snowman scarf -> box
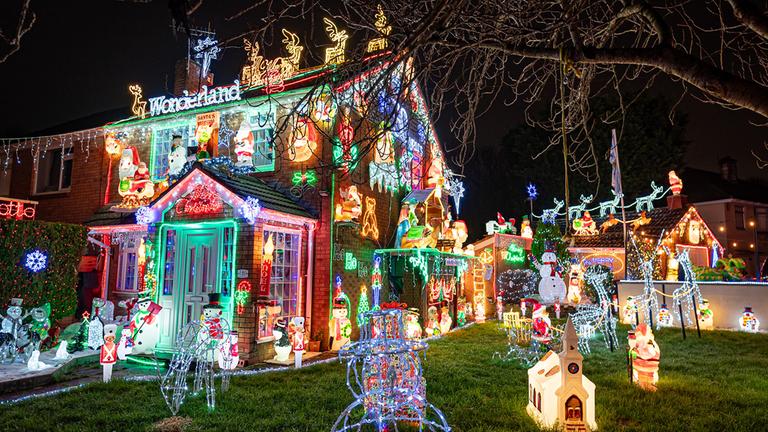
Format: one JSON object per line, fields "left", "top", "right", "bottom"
{"left": 544, "top": 260, "right": 561, "bottom": 278}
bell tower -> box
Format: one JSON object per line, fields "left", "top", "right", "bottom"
{"left": 557, "top": 318, "right": 590, "bottom": 431}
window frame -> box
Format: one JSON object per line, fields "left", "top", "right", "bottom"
{"left": 32, "top": 145, "right": 74, "bottom": 196}
{"left": 258, "top": 225, "right": 302, "bottom": 341}
{"left": 246, "top": 110, "right": 276, "bottom": 172}
{"left": 735, "top": 205, "right": 745, "bottom": 230}
{"left": 149, "top": 121, "right": 197, "bottom": 181}
{"left": 756, "top": 207, "right": 768, "bottom": 233}
{"left": 116, "top": 238, "right": 140, "bottom": 292}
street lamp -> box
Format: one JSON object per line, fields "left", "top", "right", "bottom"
{"left": 749, "top": 220, "right": 760, "bottom": 280}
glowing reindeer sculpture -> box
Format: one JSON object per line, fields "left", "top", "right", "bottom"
{"left": 569, "top": 267, "right": 618, "bottom": 354}
{"left": 631, "top": 234, "right": 664, "bottom": 327}
{"left": 669, "top": 248, "right": 703, "bottom": 327}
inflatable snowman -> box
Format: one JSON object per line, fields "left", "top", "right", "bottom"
{"left": 533, "top": 247, "right": 566, "bottom": 304}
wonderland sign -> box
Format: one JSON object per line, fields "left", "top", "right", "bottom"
{"left": 147, "top": 80, "right": 242, "bottom": 117}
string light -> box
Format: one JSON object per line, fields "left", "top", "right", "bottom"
{"left": 323, "top": 18, "right": 349, "bottom": 64}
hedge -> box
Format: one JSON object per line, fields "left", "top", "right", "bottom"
{"left": 0, "top": 219, "right": 87, "bottom": 320}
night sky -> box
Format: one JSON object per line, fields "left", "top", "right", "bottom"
{"left": 1, "top": 2, "right": 766, "bottom": 186}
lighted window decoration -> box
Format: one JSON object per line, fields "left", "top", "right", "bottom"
{"left": 290, "top": 170, "right": 318, "bottom": 198}
{"left": 323, "top": 18, "right": 349, "bottom": 64}
{"left": 366, "top": 5, "right": 391, "bottom": 52}
{"left": 235, "top": 280, "right": 252, "bottom": 314}
{"left": 740, "top": 307, "right": 760, "bottom": 333}
{"left": 345, "top": 252, "right": 359, "bottom": 271}
{"left": 360, "top": 196, "right": 380, "bottom": 240}
{"left": 24, "top": 249, "right": 48, "bottom": 273}
{"left": 239, "top": 196, "right": 261, "bottom": 225}
{"left": 175, "top": 184, "right": 224, "bottom": 216}
{"left": 264, "top": 229, "right": 301, "bottom": 315}
{"left": 149, "top": 122, "right": 196, "bottom": 180}
{"left": 259, "top": 234, "right": 275, "bottom": 298}
{"left": 129, "top": 84, "right": 147, "bottom": 119}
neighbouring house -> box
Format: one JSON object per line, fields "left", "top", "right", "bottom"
{"left": 0, "top": 23, "right": 476, "bottom": 361}
{"left": 682, "top": 158, "right": 768, "bottom": 278}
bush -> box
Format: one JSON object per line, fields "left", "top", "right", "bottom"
{"left": 0, "top": 219, "right": 87, "bottom": 320}
{"left": 497, "top": 269, "right": 539, "bottom": 304}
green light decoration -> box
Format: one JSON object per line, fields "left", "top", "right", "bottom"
{"left": 292, "top": 170, "right": 318, "bottom": 187}
{"left": 502, "top": 242, "right": 525, "bottom": 264}
{"left": 356, "top": 285, "right": 370, "bottom": 326}
{"left": 408, "top": 250, "right": 429, "bottom": 281}
{"left": 332, "top": 137, "right": 359, "bottom": 171}
{"left": 344, "top": 252, "right": 358, "bottom": 271}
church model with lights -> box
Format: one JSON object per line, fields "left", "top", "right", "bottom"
{"left": 1, "top": 15, "right": 477, "bottom": 362}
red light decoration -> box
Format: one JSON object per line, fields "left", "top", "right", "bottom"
{"left": 175, "top": 184, "right": 224, "bottom": 216}
{"left": 0, "top": 198, "right": 37, "bottom": 220}
{"left": 235, "top": 280, "right": 252, "bottom": 314}
{"left": 259, "top": 234, "right": 275, "bottom": 298}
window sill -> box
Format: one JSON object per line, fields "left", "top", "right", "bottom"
{"left": 257, "top": 336, "right": 275, "bottom": 344}
{"left": 32, "top": 190, "right": 71, "bottom": 197}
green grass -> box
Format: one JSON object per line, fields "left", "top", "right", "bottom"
{"left": 1, "top": 323, "right": 767, "bottom": 431}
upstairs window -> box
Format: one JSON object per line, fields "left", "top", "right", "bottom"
{"left": 34, "top": 146, "right": 73, "bottom": 194}
{"left": 150, "top": 122, "right": 196, "bottom": 180}
{"left": 247, "top": 111, "right": 275, "bottom": 172}
{"left": 735, "top": 206, "right": 745, "bottom": 230}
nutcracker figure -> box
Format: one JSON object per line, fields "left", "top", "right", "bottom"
{"left": 100, "top": 324, "right": 118, "bottom": 383}
{"left": 290, "top": 317, "right": 306, "bottom": 368}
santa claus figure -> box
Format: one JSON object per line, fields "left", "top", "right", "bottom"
{"left": 290, "top": 116, "right": 317, "bottom": 162}
{"left": 531, "top": 303, "right": 552, "bottom": 343}
{"left": 335, "top": 185, "right": 362, "bottom": 222}
{"left": 234, "top": 122, "right": 255, "bottom": 167}
{"left": 118, "top": 146, "right": 140, "bottom": 196}
{"left": 100, "top": 324, "right": 118, "bottom": 383}
{"left": 668, "top": 170, "right": 683, "bottom": 195}
{"left": 628, "top": 324, "right": 661, "bottom": 391}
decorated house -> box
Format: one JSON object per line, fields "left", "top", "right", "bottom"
{"left": 0, "top": 18, "right": 475, "bottom": 361}
{"left": 567, "top": 197, "right": 724, "bottom": 281}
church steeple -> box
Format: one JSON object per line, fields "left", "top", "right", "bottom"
{"left": 560, "top": 317, "right": 583, "bottom": 383}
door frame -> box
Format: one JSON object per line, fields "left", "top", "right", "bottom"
{"left": 155, "top": 219, "right": 238, "bottom": 351}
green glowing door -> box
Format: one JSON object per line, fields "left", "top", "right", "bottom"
{"left": 156, "top": 222, "right": 236, "bottom": 351}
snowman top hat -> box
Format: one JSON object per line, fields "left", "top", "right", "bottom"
{"left": 203, "top": 293, "right": 222, "bottom": 310}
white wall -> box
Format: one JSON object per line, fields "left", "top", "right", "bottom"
{"left": 617, "top": 280, "right": 768, "bottom": 330}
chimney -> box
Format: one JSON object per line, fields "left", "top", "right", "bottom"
{"left": 173, "top": 59, "right": 213, "bottom": 96}
{"left": 667, "top": 194, "right": 688, "bottom": 209}
{"left": 719, "top": 156, "right": 738, "bottom": 183}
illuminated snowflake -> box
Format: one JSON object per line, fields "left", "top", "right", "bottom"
{"left": 135, "top": 206, "right": 154, "bottom": 225}
{"left": 241, "top": 197, "right": 262, "bottom": 225}
{"left": 25, "top": 249, "right": 48, "bottom": 273}
{"left": 527, "top": 183, "right": 538, "bottom": 200}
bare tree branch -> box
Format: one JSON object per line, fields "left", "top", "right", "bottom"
{"left": 0, "top": 0, "right": 36, "bottom": 64}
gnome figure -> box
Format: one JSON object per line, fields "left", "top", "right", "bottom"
{"left": 100, "top": 324, "right": 118, "bottom": 383}
{"left": 29, "top": 303, "right": 51, "bottom": 344}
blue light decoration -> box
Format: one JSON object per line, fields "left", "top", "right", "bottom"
{"left": 240, "top": 196, "right": 261, "bottom": 225}
{"left": 24, "top": 249, "right": 48, "bottom": 273}
{"left": 527, "top": 183, "right": 538, "bottom": 201}
{"left": 135, "top": 206, "right": 155, "bottom": 225}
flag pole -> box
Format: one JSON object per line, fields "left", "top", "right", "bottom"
{"left": 611, "top": 129, "right": 628, "bottom": 266}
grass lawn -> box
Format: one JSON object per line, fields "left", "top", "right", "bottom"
{"left": 1, "top": 322, "right": 767, "bottom": 431}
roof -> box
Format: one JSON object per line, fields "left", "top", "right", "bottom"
{"left": 85, "top": 204, "right": 137, "bottom": 227}
{"left": 682, "top": 167, "right": 768, "bottom": 204}
{"left": 402, "top": 188, "right": 436, "bottom": 204}
{"left": 564, "top": 207, "right": 687, "bottom": 248}
{"left": 153, "top": 162, "right": 315, "bottom": 219}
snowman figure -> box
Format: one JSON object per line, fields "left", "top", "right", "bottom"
{"left": 116, "top": 327, "right": 133, "bottom": 360}
{"left": 234, "top": 122, "right": 254, "bottom": 167}
{"left": 167, "top": 135, "right": 187, "bottom": 177}
{"left": 531, "top": 245, "right": 567, "bottom": 304}
{"left": 128, "top": 296, "right": 162, "bottom": 354}
{"left": 1, "top": 298, "right": 28, "bottom": 341}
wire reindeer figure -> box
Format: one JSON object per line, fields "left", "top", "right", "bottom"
{"left": 569, "top": 267, "right": 618, "bottom": 354}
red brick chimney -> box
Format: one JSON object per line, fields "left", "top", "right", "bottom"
{"left": 173, "top": 59, "right": 213, "bottom": 96}
{"left": 667, "top": 194, "right": 688, "bottom": 209}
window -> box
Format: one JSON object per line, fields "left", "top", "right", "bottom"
{"left": 162, "top": 230, "right": 176, "bottom": 295}
{"left": 757, "top": 207, "right": 768, "bottom": 232}
{"left": 264, "top": 228, "right": 301, "bottom": 316}
{"left": 677, "top": 245, "right": 709, "bottom": 267}
{"left": 117, "top": 238, "right": 140, "bottom": 291}
{"left": 34, "top": 146, "right": 73, "bottom": 194}
{"left": 150, "top": 122, "right": 196, "bottom": 180}
{"left": 248, "top": 111, "right": 275, "bottom": 172}
{"left": 0, "top": 165, "right": 11, "bottom": 196}
{"left": 735, "top": 206, "right": 745, "bottom": 230}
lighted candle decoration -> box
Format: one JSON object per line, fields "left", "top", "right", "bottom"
{"left": 739, "top": 307, "right": 760, "bottom": 333}
{"left": 259, "top": 234, "right": 274, "bottom": 298}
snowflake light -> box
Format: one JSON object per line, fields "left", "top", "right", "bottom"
{"left": 240, "top": 196, "right": 262, "bottom": 225}
{"left": 526, "top": 183, "right": 538, "bottom": 201}
{"left": 135, "top": 206, "right": 155, "bottom": 225}
{"left": 25, "top": 249, "right": 48, "bottom": 273}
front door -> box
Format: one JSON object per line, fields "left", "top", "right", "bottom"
{"left": 157, "top": 225, "right": 227, "bottom": 351}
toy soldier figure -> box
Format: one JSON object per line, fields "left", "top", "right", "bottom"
{"left": 100, "top": 324, "right": 118, "bottom": 382}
